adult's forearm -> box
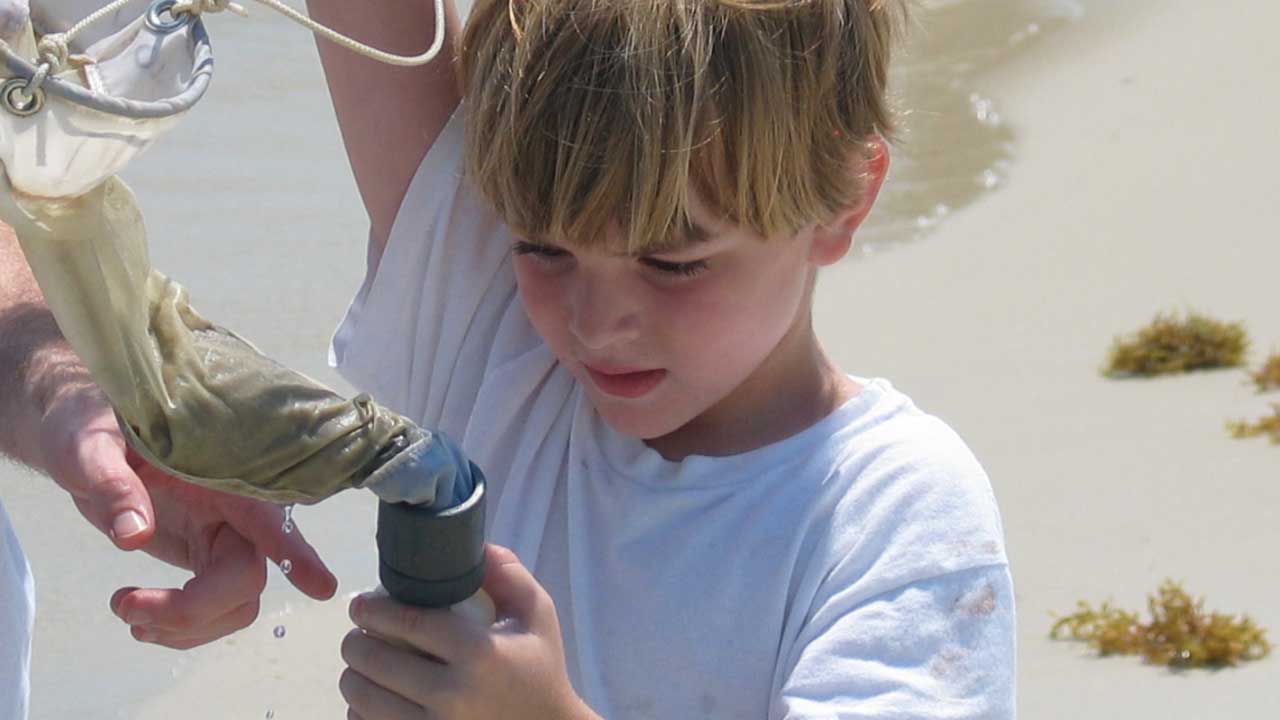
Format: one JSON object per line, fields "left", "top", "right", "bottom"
{"left": 0, "top": 223, "right": 94, "bottom": 470}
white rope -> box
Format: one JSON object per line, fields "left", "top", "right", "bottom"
{"left": 28, "top": 0, "right": 447, "bottom": 76}
{"left": 172, "top": 0, "right": 248, "bottom": 18}
{"left": 50, "top": 0, "right": 137, "bottom": 55}
{"left": 236, "top": 0, "right": 448, "bottom": 68}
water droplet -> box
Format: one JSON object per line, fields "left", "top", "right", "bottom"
{"left": 280, "top": 559, "right": 292, "bottom": 575}
{"left": 274, "top": 625, "right": 286, "bottom": 639}
{"left": 980, "top": 169, "right": 1001, "bottom": 189}
{"left": 281, "top": 505, "right": 295, "bottom": 535}
{"left": 969, "top": 94, "right": 1001, "bottom": 127}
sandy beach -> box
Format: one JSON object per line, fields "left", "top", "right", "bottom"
{"left": 2, "top": 0, "right": 1278, "bottom": 717}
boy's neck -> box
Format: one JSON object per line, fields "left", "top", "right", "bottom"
{"left": 645, "top": 309, "right": 860, "bottom": 462}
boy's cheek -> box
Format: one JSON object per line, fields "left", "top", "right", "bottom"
{"left": 515, "top": 274, "right": 570, "bottom": 342}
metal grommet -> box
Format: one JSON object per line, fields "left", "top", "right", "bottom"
{"left": 1, "top": 78, "right": 45, "bottom": 117}
{"left": 146, "top": 0, "right": 194, "bottom": 33}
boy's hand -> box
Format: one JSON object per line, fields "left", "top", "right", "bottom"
{"left": 341, "top": 544, "right": 598, "bottom": 720}
{"left": 39, "top": 386, "right": 338, "bottom": 649}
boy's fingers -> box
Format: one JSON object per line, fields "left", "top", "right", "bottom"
{"left": 340, "top": 628, "right": 451, "bottom": 707}
{"left": 112, "top": 522, "right": 265, "bottom": 634}
{"left": 480, "top": 544, "right": 552, "bottom": 633}
{"left": 225, "top": 501, "right": 338, "bottom": 601}
{"left": 339, "top": 666, "right": 427, "bottom": 719}
{"left": 349, "top": 591, "right": 480, "bottom": 663}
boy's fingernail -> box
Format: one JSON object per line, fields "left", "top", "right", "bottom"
{"left": 128, "top": 611, "right": 153, "bottom": 626}
{"left": 348, "top": 594, "right": 363, "bottom": 618}
{"left": 135, "top": 627, "right": 157, "bottom": 643}
{"left": 111, "top": 510, "right": 147, "bottom": 539}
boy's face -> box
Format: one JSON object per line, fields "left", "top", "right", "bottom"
{"left": 511, "top": 181, "right": 876, "bottom": 446}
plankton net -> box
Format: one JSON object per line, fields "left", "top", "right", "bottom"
{"left": 0, "top": 0, "right": 477, "bottom": 510}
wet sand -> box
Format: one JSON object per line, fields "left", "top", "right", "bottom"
{"left": 2, "top": 0, "right": 1278, "bottom": 717}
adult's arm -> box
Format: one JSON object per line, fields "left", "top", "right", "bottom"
{"left": 0, "top": 222, "right": 82, "bottom": 469}
{"left": 306, "top": 0, "right": 464, "bottom": 266}
{"left": 0, "top": 224, "right": 337, "bottom": 648}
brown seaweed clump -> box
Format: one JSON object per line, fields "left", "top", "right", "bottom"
{"left": 1050, "top": 580, "right": 1272, "bottom": 668}
{"left": 1103, "top": 311, "right": 1249, "bottom": 377}
{"left": 1247, "top": 351, "right": 1280, "bottom": 392}
{"left": 1228, "top": 405, "right": 1280, "bottom": 444}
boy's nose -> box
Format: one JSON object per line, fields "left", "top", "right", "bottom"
{"left": 567, "top": 273, "right": 641, "bottom": 352}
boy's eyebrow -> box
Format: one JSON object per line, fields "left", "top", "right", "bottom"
{"left": 534, "top": 218, "right": 722, "bottom": 258}
{"left": 684, "top": 221, "right": 714, "bottom": 244}
{"left": 625, "top": 219, "right": 717, "bottom": 257}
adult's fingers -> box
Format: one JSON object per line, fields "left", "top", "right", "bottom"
{"left": 52, "top": 419, "right": 155, "bottom": 551}
{"left": 110, "top": 521, "right": 265, "bottom": 640}
{"left": 223, "top": 499, "right": 338, "bottom": 601}
{"left": 127, "top": 598, "right": 261, "bottom": 650}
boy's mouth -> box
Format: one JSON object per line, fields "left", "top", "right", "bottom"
{"left": 583, "top": 365, "right": 668, "bottom": 399}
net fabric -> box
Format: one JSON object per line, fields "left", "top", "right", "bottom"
{"left": 0, "top": 0, "right": 469, "bottom": 507}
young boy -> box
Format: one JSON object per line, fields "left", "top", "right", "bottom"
{"left": 316, "top": 0, "right": 1015, "bottom": 718}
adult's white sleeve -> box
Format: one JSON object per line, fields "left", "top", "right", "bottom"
{"left": 0, "top": 501, "right": 33, "bottom": 720}
{"left": 329, "top": 103, "right": 540, "bottom": 438}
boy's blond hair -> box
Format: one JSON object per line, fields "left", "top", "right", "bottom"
{"left": 459, "top": 0, "right": 904, "bottom": 254}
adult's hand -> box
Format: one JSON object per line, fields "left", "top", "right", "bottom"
{"left": 38, "top": 385, "right": 338, "bottom": 649}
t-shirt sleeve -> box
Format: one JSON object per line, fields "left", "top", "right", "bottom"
{"left": 329, "top": 103, "right": 542, "bottom": 439}
{"left": 773, "top": 408, "right": 1016, "bottom": 719}
{"left": 774, "top": 564, "right": 1016, "bottom": 720}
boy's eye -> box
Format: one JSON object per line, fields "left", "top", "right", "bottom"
{"left": 514, "top": 241, "right": 707, "bottom": 279}
{"left": 513, "top": 241, "right": 569, "bottom": 261}
{"left": 642, "top": 257, "right": 709, "bottom": 278}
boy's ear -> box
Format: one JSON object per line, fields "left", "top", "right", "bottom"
{"left": 809, "top": 136, "right": 890, "bottom": 267}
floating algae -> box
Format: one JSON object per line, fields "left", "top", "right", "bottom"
{"left": 1247, "top": 351, "right": 1280, "bottom": 393}
{"left": 1050, "top": 580, "right": 1271, "bottom": 668}
{"left": 1227, "top": 405, "right": 1280, "bottom": 444}
{"left": 1103, "top": 310, "right": 1249, "bottom": 378}
{"left": 1226, "top": 351, "right": 1280, "bottom": 443}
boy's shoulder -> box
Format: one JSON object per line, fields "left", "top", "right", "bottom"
{"left": 799, "top": 378, "right": 1008, "bottom": 593}
{"left": 816, "top": 377, "right": 991, "bottom": 491}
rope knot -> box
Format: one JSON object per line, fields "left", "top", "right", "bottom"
{"left": 35, "top": 34, "right": 69, "bottom": 73}
{"left": 172, "top": 0, "right": 248, "bottom": 18}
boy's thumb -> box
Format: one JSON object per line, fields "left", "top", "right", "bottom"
{"left": 480, "top": 544, "right": 552, "bottom": 632}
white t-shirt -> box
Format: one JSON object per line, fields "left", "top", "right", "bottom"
{"left": 331, "top": 104, "right": 1016, "bottom": 719}
{"left": 1, "top": 499, "right": 33, "bottom": 720}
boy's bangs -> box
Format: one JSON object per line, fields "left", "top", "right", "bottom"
{"left": 485, "top": 103, "right": 732, "bottom": 256}
{"left": 461, "top": 1, "right": 730, "bottom": 256}
{"left": 460, "top": 0, "right": 901, "bottom": 255}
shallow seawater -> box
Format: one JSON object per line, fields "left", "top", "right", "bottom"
{"left": 857, "top": 0, "right": 1085, "bottom": 254}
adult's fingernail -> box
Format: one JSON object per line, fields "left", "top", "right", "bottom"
{"left": 111, "top": 510, "right": 147, "bottom": 540}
